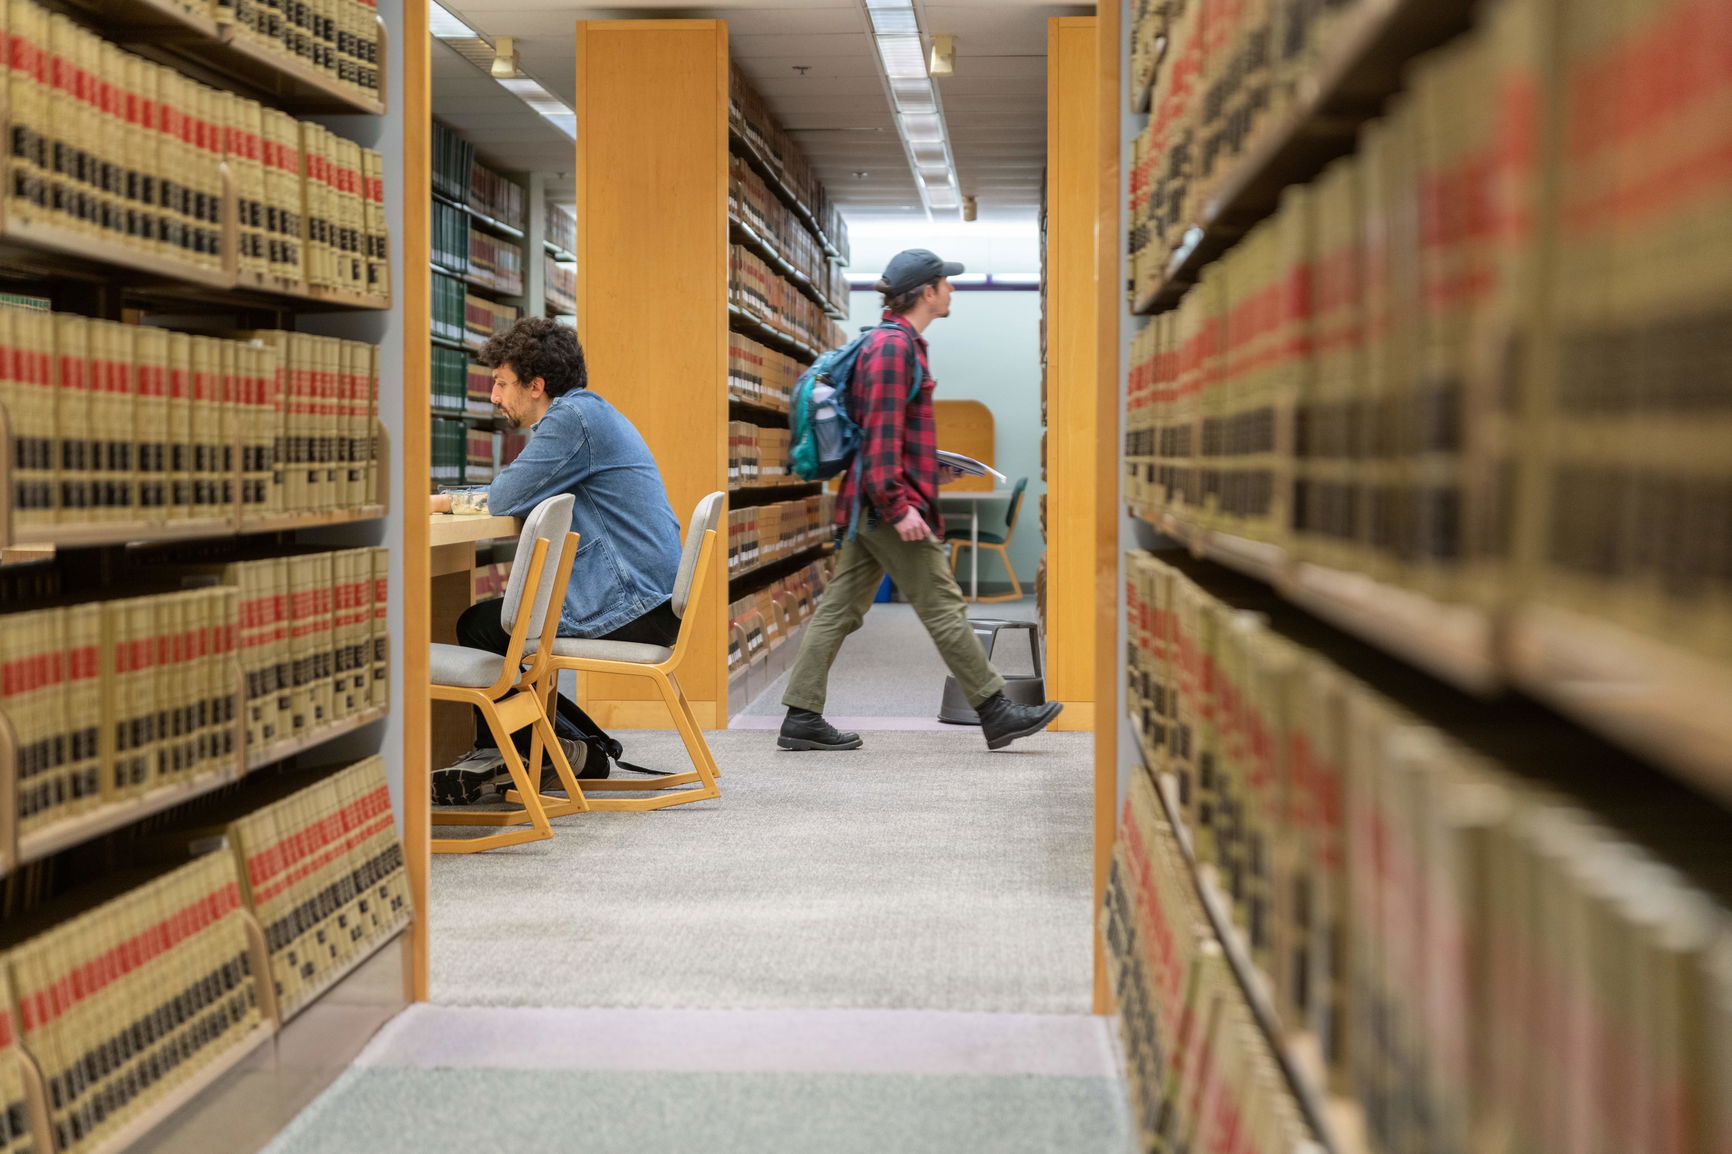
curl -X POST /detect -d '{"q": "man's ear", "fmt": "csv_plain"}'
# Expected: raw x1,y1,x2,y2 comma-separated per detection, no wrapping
529,377,548,397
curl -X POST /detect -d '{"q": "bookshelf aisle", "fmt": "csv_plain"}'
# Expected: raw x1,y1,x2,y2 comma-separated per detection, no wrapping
0,0,419,1148
1108,1,1732,1153
573,21,850,728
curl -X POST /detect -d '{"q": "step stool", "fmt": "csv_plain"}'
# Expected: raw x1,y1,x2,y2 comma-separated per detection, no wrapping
937,618,1046,725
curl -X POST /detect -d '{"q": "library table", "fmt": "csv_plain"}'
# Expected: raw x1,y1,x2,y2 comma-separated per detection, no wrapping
938,489,1013,601
429,513,522,767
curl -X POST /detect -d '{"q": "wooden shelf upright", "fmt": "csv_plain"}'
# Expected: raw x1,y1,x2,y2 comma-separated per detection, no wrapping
574,20,732,729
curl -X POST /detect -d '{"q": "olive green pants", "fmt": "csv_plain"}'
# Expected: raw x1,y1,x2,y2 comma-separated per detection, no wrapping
782,522,1006,713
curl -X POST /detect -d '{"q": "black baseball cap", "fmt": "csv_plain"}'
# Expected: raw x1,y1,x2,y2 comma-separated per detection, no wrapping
875,248,965,295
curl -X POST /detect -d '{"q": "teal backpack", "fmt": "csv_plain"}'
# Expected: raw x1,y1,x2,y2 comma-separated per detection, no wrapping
787,322,925,538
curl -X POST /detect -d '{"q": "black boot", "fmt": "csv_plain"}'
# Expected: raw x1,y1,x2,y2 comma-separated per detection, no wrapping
975,693,1064,750
777,708,864,751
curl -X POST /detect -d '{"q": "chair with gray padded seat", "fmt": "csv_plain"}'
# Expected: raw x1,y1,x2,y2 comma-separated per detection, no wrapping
524,491,726,810
429,493,584,852
946,476,1028,603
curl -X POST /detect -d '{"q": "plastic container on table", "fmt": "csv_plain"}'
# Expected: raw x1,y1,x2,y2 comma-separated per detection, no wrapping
442,486,491,516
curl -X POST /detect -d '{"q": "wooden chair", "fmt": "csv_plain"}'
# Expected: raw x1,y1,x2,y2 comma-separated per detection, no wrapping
429,494,585,852
946,476,1029,603
524,492,726,811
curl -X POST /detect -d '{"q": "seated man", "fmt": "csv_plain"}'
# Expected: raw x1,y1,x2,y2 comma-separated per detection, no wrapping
431,317,682,794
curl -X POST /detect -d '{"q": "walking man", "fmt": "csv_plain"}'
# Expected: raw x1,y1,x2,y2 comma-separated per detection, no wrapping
778,249,1063,752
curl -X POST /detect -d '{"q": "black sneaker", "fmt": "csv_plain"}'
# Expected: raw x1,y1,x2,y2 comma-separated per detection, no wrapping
536,737,607,791
431,747,506,805
975,693,1063,751
777,708,864,751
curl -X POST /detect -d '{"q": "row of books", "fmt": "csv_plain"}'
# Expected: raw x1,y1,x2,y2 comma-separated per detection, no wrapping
225,0,382,103
0,754,412,1154
465,295,518,348
430,420,523,488
727,555,835,674
0,308,380,530
431,272,472,347
472,560,509,602
4,0,388,300
729,246,843,355
430,347,491,419
545,205,575,257
545,257,575,315
0,974,32,1152
2,852,262,1154
728,68,849,268
467,164,524,234
728,331,801,414
153,546,390,753
197,756,412,1020
730,157,843,316
1,589,238,842
725,422,793,490
1104,773,1320,1154
1129,0,1360,293
1126,0,1732,670
430,120,475,206
726,495,834,580
467,230,523,297
431,202,469,275
1122,549,1732,1154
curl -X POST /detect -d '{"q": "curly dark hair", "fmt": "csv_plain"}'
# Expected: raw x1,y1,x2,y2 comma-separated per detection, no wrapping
879,276,939,315
477,317,588,396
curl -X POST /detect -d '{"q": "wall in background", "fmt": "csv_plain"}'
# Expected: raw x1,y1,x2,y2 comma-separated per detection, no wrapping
847,289,1046,591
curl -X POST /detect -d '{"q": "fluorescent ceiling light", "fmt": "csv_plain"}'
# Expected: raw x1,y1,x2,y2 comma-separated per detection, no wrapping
868,7,919,34
495,77,578,140
898,112,943,143
909,140,949,166
890,77,935,113
924,187,960,210
875,35,927,79
429,1,477,38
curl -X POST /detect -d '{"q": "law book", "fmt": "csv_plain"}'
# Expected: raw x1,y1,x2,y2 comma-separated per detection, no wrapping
2,853,260,1154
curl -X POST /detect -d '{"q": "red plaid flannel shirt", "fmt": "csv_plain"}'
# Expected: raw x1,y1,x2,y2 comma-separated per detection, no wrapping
835,311,942,537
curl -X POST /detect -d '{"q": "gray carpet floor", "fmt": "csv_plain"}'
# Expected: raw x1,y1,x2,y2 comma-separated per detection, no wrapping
742,597,1043,718
430,726,1094,1012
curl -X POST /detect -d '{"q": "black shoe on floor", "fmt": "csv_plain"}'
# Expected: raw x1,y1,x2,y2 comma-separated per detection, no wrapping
431,747,506,805
975,693,1064,751
777,708,864,751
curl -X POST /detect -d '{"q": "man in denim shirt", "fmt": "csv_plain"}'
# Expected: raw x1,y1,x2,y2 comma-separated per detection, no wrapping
430,317,682,777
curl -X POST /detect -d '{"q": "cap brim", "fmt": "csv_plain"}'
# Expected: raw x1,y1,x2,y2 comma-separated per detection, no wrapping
941,261,965,277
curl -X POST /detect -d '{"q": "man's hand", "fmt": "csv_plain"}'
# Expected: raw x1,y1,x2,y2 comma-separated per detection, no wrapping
430,493,453,514
893,508,931,542
938,463,966,485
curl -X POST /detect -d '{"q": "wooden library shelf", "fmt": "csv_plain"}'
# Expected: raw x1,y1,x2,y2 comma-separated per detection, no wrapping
238,505,388,535
1130,0,1477,315
0,208,231,291
728,540,833,593
246,706,391,773
13,760,241,874
432,189,526,240
1151,769,1362,1154
728,481,819,505
62,0,386,116
729,216,845,319
728,303,819,363
729,396,791,424
1130,506,1500,695
544,241,576,263
1507,605,1732,808
431,333,472,352
728,126,843,263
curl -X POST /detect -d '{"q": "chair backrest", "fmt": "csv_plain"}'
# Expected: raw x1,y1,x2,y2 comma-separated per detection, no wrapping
501,493,576,635
1001,477,1029,535
672,491,727,619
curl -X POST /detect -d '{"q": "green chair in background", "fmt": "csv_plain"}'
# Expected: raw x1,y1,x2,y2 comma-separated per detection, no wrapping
946,476,1028,603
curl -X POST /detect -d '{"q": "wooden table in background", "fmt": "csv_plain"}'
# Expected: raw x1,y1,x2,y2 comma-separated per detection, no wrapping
429,513,521,769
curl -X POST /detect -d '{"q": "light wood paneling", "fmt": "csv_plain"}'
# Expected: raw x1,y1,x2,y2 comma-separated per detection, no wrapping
1046,17,1101,722
935,399,996,492
1091,5,1120,1017
402,0,432,1003
573,21,730,728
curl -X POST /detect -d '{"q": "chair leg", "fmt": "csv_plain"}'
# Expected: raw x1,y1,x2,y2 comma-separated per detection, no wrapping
580,671,719,810
666,672,722,782
431,704,556,853
975,544,1024,603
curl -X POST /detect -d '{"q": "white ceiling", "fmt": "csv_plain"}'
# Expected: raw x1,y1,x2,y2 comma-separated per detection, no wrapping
430,0,1088,230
